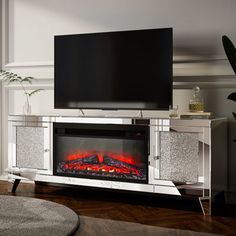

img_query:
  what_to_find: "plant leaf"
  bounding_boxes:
[1,72,12,79]
[9,77,20,81]
[28,89,44,97]
[7,78,21,85]
[0,71,8,77]
[228,92,236,102]
[24,76,34,80]
[21,77,34,84]
[3,74,15,82]
[222,35,236,74]
[233,112,236,119]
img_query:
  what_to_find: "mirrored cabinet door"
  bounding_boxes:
[149,119,211,199]
[8,119,52,173]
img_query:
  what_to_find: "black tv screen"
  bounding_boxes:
[54,28,172,110]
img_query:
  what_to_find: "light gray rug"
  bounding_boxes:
[0,195,79,236]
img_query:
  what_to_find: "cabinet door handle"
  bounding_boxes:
[44,149,50,152]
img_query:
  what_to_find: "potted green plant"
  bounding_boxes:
[222,35,236,141]
[0,70,43,114]
[222,35,236,118]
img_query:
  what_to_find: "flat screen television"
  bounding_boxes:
[54,28,172,110]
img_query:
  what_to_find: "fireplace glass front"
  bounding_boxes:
[53,123,149,184]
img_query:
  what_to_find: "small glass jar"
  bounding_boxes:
[189,86,204,112]
[169,105,178,118]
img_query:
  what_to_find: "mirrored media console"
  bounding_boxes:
[7,115,227,215]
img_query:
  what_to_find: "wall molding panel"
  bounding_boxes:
[1,0,236,88]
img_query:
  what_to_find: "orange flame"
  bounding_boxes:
[66,150,139,165]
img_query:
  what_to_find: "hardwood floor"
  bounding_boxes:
[0,180,236,235]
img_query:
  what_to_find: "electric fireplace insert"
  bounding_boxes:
[53,123,149,184]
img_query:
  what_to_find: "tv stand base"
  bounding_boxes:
[7,115,228,216]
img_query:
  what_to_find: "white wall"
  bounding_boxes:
[1,0,236,202]
[4,0,236,75]
[4,0,236,115]
[9,0,236,63]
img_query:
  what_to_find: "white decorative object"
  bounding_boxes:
[22,96,32,115]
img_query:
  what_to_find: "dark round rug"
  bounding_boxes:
[0,195,80,236]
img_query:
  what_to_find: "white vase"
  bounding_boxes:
[23,98,31,115]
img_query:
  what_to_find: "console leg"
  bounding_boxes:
[199,197,211,215]
[12,179,21,193]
